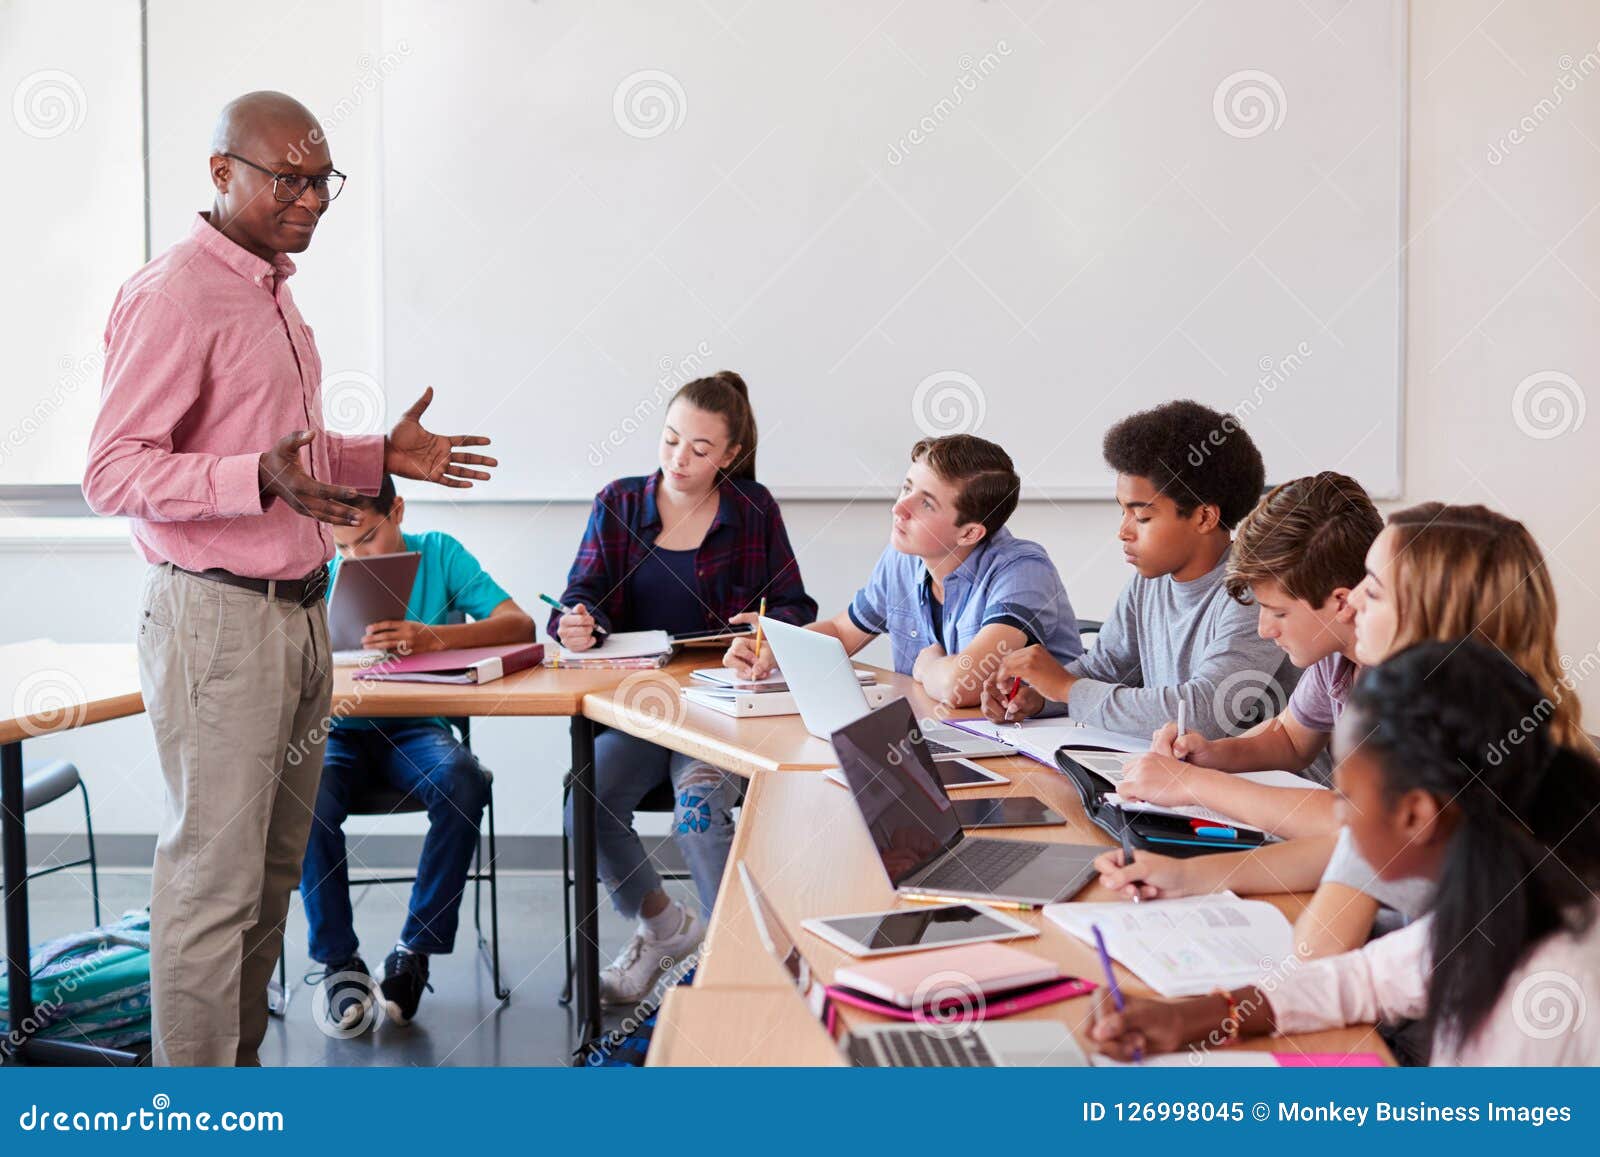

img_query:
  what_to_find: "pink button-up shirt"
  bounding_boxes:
[84,213,383,580]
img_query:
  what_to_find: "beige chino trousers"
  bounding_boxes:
[136,563,332,1066]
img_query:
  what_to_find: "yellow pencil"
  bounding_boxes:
[753,598,766,655]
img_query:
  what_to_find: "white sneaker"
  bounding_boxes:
[598,905,705,1006]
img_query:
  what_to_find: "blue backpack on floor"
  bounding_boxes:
[0,909,152,1050]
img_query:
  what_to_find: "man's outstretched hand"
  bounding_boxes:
[259,431,362,525]
[384,387,498,488]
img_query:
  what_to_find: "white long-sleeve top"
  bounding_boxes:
[1268,910,1600,1065]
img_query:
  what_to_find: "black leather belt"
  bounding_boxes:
[174,563,329,607]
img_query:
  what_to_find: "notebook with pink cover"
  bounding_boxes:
[353,642,545,684]
[822,942,1095,1030]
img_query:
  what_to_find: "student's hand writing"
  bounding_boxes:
[1150,721,1214,763]
[1117,752,1216,806]
[361,619,441,656]
[557,604,598,652]
[1092,847,1192,901]
[979,669,1044,723]
[996,645,1073,702]
[723,633,775,680]
[1090,992,1198,1062]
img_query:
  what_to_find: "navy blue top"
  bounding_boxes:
[625,545,707,636]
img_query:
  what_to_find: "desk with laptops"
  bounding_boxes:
[610,619,1394,1068]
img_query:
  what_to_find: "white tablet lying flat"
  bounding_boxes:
[801,902,1038,958]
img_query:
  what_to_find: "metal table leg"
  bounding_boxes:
[568,716,602,1050]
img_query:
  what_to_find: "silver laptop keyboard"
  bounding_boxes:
[916,838,1052,890]
[925,738,959,756]
[873,1027,995,1067]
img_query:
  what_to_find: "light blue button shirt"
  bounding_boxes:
[847,527,1082,675]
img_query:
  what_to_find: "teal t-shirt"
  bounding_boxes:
[329,529,512,732]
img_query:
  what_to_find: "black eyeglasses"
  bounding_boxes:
[224,153,347,203]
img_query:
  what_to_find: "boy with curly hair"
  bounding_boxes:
[983,400,1296,739]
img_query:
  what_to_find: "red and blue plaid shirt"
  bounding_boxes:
[549,471,817,639]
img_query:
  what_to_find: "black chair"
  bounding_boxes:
[22,759,101,927]
[272,721,510,1016]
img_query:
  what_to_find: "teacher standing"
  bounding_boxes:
[82,91,497,1066]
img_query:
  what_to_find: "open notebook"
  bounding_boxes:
[1045,893,1296,998]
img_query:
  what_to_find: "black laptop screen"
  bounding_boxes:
[830,699,963,886]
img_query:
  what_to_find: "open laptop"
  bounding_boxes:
[831,698,1100,907]
[737,862,1085,1067]
[759,617,1012,760]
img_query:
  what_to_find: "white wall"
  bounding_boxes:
[7,0,1599,842]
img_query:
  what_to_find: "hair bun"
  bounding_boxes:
[712,370,748,398]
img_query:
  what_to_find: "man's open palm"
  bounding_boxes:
[385,387,498,487]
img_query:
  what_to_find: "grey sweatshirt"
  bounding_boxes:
[1053,544,1300,739]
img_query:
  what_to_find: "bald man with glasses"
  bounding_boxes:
[84,91,497,1066]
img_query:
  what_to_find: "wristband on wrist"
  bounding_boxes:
[1211,988,1243,1046]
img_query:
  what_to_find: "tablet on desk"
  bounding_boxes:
[328,551,421,652]
[801,903,1038,957]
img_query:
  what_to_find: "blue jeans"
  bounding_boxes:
[300,720,491,965]
[565,728,740,921]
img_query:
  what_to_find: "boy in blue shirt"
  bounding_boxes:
[725,434,1081,700]
[303,474,536,1031]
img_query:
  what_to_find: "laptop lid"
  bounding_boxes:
[830,698,965,887]
[737,862,816,996]
[760,618,873,740]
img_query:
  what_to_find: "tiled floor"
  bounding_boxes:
[14,867,698,1067]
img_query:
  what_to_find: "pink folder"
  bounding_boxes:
[353,643,545,684]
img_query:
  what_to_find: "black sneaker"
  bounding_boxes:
[312,954,377,1034]
[381,948,433,1025]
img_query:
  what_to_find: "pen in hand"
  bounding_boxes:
[539,593,609,638]
[1092,923,1142,1063]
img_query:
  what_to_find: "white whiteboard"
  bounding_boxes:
[380,0,1404,500]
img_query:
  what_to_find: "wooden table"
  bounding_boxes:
[581,657,927,776]
[650,764,1394,1066]
[1,639,145,1065]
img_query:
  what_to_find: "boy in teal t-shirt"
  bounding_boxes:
[301,475,536,1032]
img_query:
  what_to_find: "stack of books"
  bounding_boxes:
[551,630,675,670]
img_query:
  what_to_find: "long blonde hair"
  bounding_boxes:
[1385,502,1588,750]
